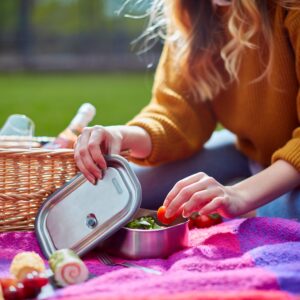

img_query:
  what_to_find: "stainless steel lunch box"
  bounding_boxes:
[35,154,189,260]
[101,209,189,259]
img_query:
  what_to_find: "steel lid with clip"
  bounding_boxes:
[35,154,141,259]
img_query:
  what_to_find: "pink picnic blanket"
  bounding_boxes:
[0,217,300,300]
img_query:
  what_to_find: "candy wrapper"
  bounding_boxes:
[49,249,89,287]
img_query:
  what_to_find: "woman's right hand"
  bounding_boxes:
[74,125,152,184]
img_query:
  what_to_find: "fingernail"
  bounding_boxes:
[165,210,171,218]
[100,164,107,171]
[182,211,189,218]
[88,177,95,185]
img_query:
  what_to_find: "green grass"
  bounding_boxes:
[0,72,153,136]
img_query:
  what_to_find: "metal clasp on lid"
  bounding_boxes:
[86,213,98,229]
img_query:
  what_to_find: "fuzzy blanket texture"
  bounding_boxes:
[0,217,300,300]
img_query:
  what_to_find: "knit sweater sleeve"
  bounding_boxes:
[127,43,217,166]
[272,9,300,171]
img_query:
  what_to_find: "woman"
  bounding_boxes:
[74,0,300,220]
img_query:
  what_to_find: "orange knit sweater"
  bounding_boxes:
[128,5,300,172]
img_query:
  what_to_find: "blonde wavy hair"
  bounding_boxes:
[136,0,299,101]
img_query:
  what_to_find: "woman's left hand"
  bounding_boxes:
[163,172,246,219]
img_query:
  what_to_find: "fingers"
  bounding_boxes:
[74,128,102,182]
[182,188,224,217]
[88,128,108,170]
[197,197,224,216]
[164,173,226,219]
[165,178,211,218]
[75,128,102,184]
[163,172,206,208]
[199,194,237,218]
[75,156,97,184]
[74,126,107,183]
[74,125,125,184]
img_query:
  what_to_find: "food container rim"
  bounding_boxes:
[124,219,189,232]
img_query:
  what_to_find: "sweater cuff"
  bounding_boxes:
[126,118,166,166]
[272,138,300,172]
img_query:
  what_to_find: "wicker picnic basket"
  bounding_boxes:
[0,148,78,232]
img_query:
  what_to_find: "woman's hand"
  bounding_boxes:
[74,125,152,184]
[163,160,300,219]
[163,172,246,219]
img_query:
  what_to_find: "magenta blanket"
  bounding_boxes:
[0,217,300,300]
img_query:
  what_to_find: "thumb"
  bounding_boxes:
[109,142,122,155]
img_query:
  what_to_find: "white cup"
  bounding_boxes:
[0,114,35,136]
[0,114,36,148]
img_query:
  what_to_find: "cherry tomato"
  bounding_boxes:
[15,282,26,299]
[22,271,48,289]
[190,213,223,229]
[209,213,222,225]
[21,271,48,299]
[157,206,178,225]
[193,215,214,228]
[2,282,24,300]
[188,218,195,229]
[3,285,19,300]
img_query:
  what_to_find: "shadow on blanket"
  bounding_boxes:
[0,217,299,300]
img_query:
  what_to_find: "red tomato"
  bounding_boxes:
[193,215,214,228]
[21,271,48,289]
[21,271,48,299]
[157,206,178,225]
[209,213,222,225]
[191,213,223,229]
[3,285,20,300]
[1,279,23,300]
[188,219,196,229]
[1,272,49,300]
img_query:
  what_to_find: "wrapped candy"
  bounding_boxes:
[10,252,45,280]
[49,249,89,287]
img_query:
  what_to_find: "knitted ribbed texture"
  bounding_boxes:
[128,4,300,171]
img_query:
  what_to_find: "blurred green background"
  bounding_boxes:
[0,0,158,136]
[0,73,153,136]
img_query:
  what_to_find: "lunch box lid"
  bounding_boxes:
[35,154,142,259]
